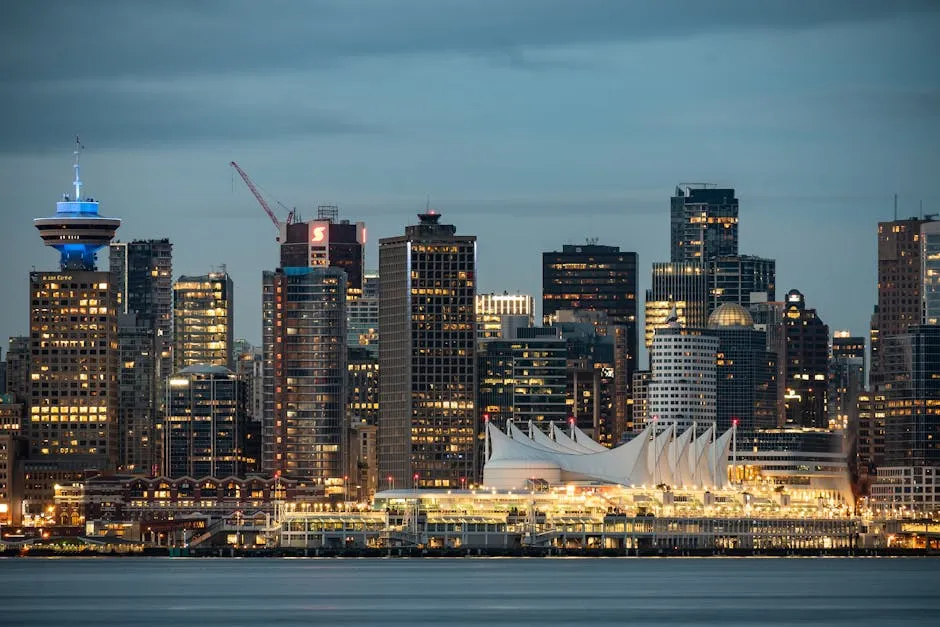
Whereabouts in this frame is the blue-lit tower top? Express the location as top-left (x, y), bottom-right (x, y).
top-left (34, 140), bottom-right (120, 270)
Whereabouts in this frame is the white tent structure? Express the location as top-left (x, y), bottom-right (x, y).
top-left (483, 421), bottom-right (734, 490)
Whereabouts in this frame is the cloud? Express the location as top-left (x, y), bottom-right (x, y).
top-left (0, 80), bottom-right (380, 153)
top-left (2, 0), bottom-right (935, 83)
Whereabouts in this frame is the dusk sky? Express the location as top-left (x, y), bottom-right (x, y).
top-left (2, 1), bottom-right (938, 359)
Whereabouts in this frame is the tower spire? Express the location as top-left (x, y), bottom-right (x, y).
top-left (73, 136), bottom-right (84, 201)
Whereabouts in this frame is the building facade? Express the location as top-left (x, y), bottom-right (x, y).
top-left (173, 271), bottom-right (234, 371)
top-left (476, 293), bottom-right (534, 340)
top-left (278, 206), bottom-right (365, 297)
top-left (165, 365), bottom-right (245, 478)
top-left (783, 290), bottom-right (830, 429)
top-left (648, 312), bottom-right (718, 431)
top-left (478, 327), bottom-right (567, 431)
top-left (347, 270), bottom-right (379, 355)
top-left (706, 255), bottom-right (775, 313)
top-left (110, 239), bottom-right (173, 475)
top-left (263, 267), bottom-right (347, 489)
top-left (708, 304), bottom-right (777, 433)
top-left (644, 262), bottom-right (707, 353)
top-left (670, 185), bottom-right (739, 265)
top-left (378, 211), bottom-right (477, 489)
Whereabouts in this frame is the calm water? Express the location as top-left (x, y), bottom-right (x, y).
top-left (1, 557), bottom-right (938, 626)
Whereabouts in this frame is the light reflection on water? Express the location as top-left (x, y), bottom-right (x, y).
top-left (0, 557), bottom-right (937, 626)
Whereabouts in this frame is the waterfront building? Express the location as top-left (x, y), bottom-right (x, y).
top-left (262, 267), bottom-right (347, 488)
top-left (830, 332), bottom-right (866, 477)
top-left (708, 303), bottom-right (777, 433)
top-left (347, 420), bottom-right (378, 503)
top-left (378, 211), bottom-right (477, 489)
top-left (644, 262), bottom-right (707, 354)
top-left (648, 309), bottom-right (718, 432)
top-left (165, 365), bottom-right (245, 478)
top-left (783, 290), bottom-right (830, 429)
top-left (173, 271), bottom-right (234, 371)
top-left (670, 185), bottom-right (739, 265)
top-left (856, 392), bottom-right (885, 491)
top-left (476, 293), bottom-right (534, 340)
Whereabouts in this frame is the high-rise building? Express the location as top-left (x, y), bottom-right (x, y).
top-left (670, 185), bottom-right (739, 265)
top-left (173, 271), bottom-right (234, 371)
top-left (28, 151), bottom-right (120, 473)
top-left (263, 267), bottom-right (347, 488)
top-left (783, 290), bottom-right (830, 429)
top-left (708, 303), bottom-right (777, 433)
top-left (856, 391), bottom-right (885, 489)
top-left (110, 239), bottom-right (173, 475)
top-left (630, 370), bottom-right (651, 433)
top-left (379, 211), bottom-right (477, 489)
top-left (4, 336), bottom-right (29, 403)
top-left (478, 327), bottom-right (567, 431)
top-left (476, 293), bottom-right (534, 340)
top-left (644, 262), bottom-right (707, 353)
top-left (648, 310), bottom-right (718, 431)
top-left (749, 294), bottom-right (787, 426)
top-left (830, 332), bottom-right (866, 434)
top-left (346, 419), bottom-right (378, 502)
top-left (552, 312), bottom-right (618, 444)
top-left (870, 325), bottom-right (940, 511)
top-left (279, 206), bottom-right (365, 297)
top-left (542, 244), bottom-right (637, 443)
top-left (165, 364), bottom-right (245, 478)
top-left (706, 255), bottom-right (775, 313)
top-left (348, 346), bottom-right (379, 426)
top-left (921, 221), bottom-right (940, 325)
top-left (348, 270), bottom-right (379, 355)
top-left (871, 216), bottom-right (936, 386)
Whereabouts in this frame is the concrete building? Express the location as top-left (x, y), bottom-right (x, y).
top-left (708, 304), bottom-right (777, 434)
top-left (263, 267), bottom-right (347, 489)
top-left (476, 293), bottom-right (534, 340)
top-left (379, 211), bottom-right (477, 489)
top-left (629, 370), bottom-right (651, 433)
top-left (347, 420), bottom-right (378, 503)
top-left (648, 309), bottom-right (718, 431)
top-left (165, 365), bottom-right (245, 478)
top-left (670, 185), bottom-right (739, 265)
top-left (783, 290), bottom-right (830, 429)
top-left (173, 271), bottom-right (234, 371)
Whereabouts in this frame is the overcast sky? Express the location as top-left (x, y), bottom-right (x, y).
top-left (1, 1), bottom-right (938, 359)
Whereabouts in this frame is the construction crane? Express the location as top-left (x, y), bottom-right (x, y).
top-left (230, 161), bottom-right (297, 232)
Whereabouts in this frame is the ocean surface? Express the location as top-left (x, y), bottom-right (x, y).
top-left (1, 557), bottom-right (938, 626)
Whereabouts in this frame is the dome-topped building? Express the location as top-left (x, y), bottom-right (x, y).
top-left (707, 302), bottom-right (754, 329)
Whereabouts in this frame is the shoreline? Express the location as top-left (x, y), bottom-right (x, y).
top-left (3, 546), bottom-right (936, 558)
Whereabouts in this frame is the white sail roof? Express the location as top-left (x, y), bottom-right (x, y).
top-left (484, 421), bottom-right (733, 489)
top-left (550, 423), bottom-right (600, 454)
top-left (572, 424), bottom-right (609, 453)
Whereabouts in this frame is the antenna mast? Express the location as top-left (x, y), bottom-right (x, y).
top-left (73, 136), bottom-right (84, 200)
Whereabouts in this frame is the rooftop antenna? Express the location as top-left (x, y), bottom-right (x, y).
top-left (894, 193), bottom-right (898, 221)
top-left (73, 135), bottom-right (85, 200)
top-left (425, 194), bottom-right (431, 212)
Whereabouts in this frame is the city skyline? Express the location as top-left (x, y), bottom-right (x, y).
top-left (2, 1), bottom-right (938, 355)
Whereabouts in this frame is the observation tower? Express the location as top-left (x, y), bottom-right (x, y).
top-left (33, 141), bottom-right (120, 270)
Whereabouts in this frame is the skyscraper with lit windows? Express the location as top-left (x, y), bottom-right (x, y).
top-left (670, 185), bottom-right (739, 264)
top-left (28, 147), bottom-right (120, 474)
top-left (173, 271), bottom-right (234, 371)
top-left (379, 211), bottom-right (477, 488)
